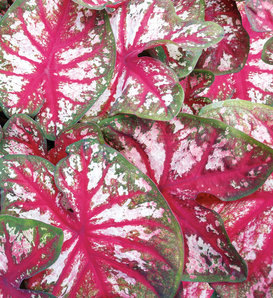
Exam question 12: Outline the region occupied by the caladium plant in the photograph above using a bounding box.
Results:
[0,0,272,296]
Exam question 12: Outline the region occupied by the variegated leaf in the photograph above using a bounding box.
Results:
[182,281,214,297]
[198,98,273,297]
[262,36,273,64]
[72,0,127,10]
[196,0,249,74]
[180,70,214,114]
[100,114,273,281]
[82,0,224,122]
[0,0,115,139]
[245,0,273,32]
[0,114,47,157]
[200,3,273,105]
[101,114,273,201]
[199,99,273,148]
[0,141,183,296]
[0,215,63,297]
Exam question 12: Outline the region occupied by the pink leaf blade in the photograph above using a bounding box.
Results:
[101,114,273,201]
[0,0,115,139]
[0,215,63,296]
[0,114,47,157]
[0,142,183,296]
[196,0,250,74]
[72,0,128,10]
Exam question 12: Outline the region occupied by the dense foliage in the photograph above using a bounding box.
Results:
[0,0,272,297]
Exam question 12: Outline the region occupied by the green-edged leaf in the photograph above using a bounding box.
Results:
[0,114,47,156]
[262,36,273,64]
[0,141,183,296]
[196,0,249,74]
[199,4,273,105]
[82,0,223,121]
[180,70,214,114]
[0,0,115,139]
[199,99,273,148]
[101,114,273,201]
[0,215,63,297]
[72,0,127,10]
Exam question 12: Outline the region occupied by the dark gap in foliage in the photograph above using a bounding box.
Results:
[138,50,152,58]
[47,139,55,151]
[20,280,27,290]
[0,111,8,127]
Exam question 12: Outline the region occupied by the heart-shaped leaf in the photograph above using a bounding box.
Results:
[262,36,273,64]
[199,99,273,148]
[0,215,63,297]
[101,114,273,281]
[101,114,273,201]
[0,114,47,157]
[198,98,273,297]
[0,114,103,165]
[196,0,249,74]
[0,0,115,139]
[200,3,273,105]
[180,70,214,114]
[72,0,127,10]
[82,0,224,122]
[0,140,183,296]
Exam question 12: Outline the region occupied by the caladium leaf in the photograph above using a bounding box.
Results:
[147,0,205,78]
[0,0,115,139]
[197,185,273,297]
[262,36,273,64]
[199,99,273,148]
[196,0,249,74]
[180,69,214,114]
[0,140,183,296]
[0,114,103,165]
[200,3,273,105]
[198,100,273,297]
[72,0,127,10]
[101,114,273,281]
[0,114,47,157]
[101,114,273,201]
[0,215,63,297]
[82,0,224,121]
[245,0,273,32]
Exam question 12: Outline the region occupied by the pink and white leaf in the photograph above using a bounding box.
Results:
[0,141,183,296]
[199,4,273,104]
[0,0,115,139]
[72,0,127,10]
[82,0,223,121]
[196,0,249,74]
[0,114,47,157]
[245,0,273,32]
[0,215,63,297]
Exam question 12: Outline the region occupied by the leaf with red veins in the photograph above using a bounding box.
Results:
[72,0,127,10]
[101,114,273,201]
[196,0,249,74]
[199,99,273,148]
[47,122,104,165]
[197,185,273,297]
[245,0,273,32]
[262,36,273,64]
[164,194,247,282]
[146,0,205,78]
[182,281,214,297]
[0,0,115,140]
[180,69,214,114]
[0,141,183,297]
[82,0,223,121]
[200,4,273,105]
[0,215,63,297]
[0,114,47,157]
